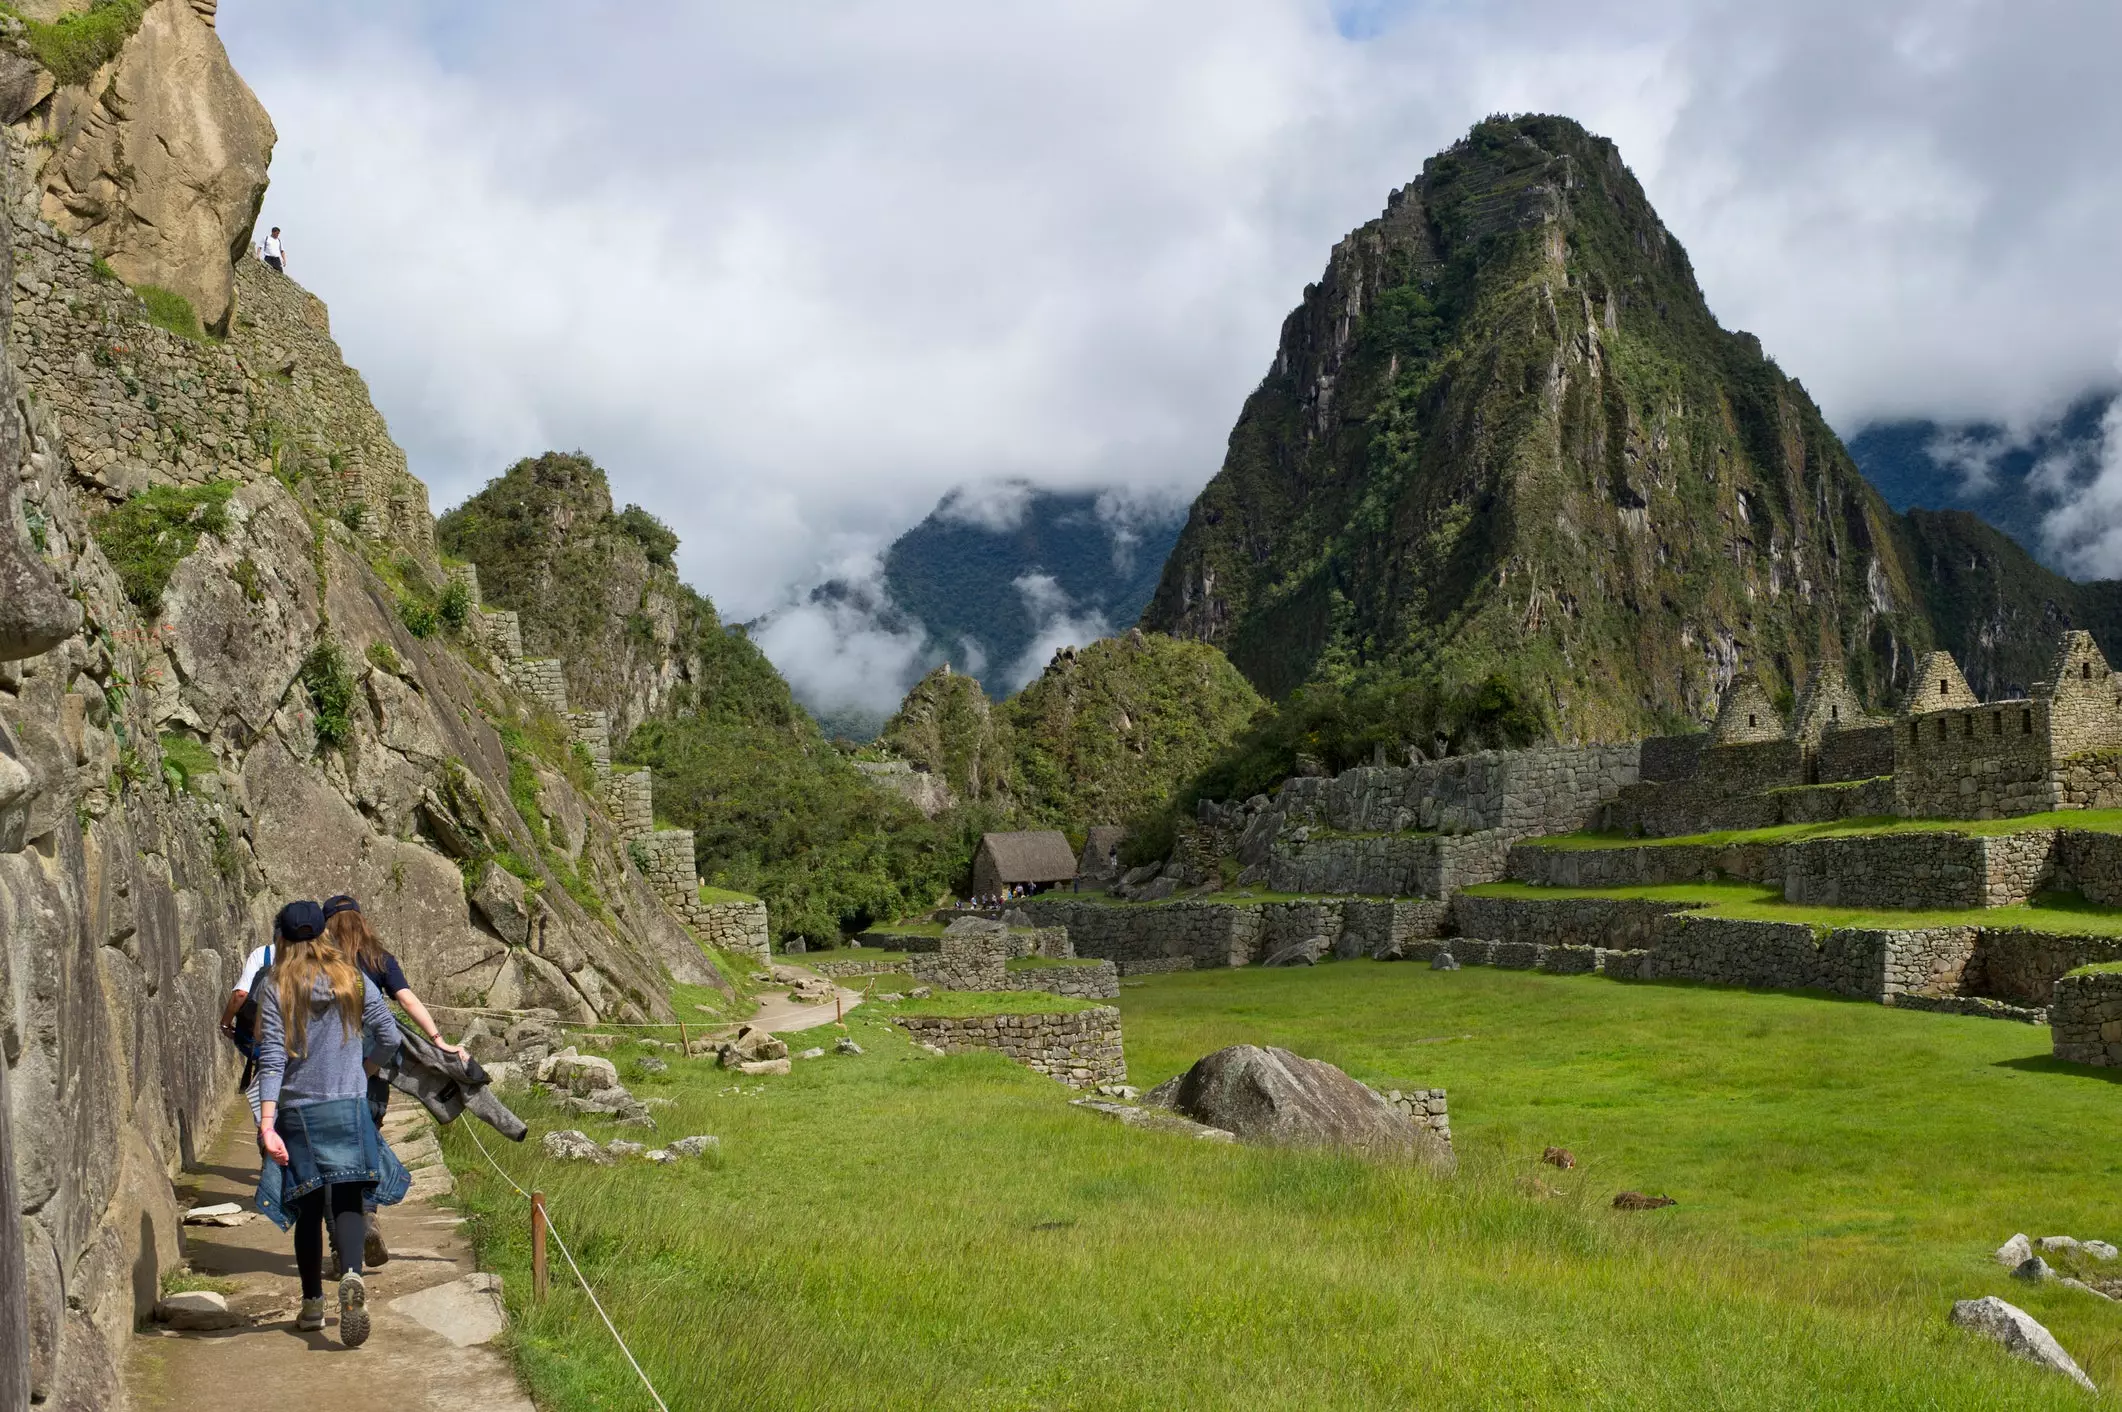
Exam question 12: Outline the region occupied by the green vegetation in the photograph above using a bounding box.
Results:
[2067,960,2122,976]
[134,284,207,343]
[338,501,368,533]
[879,665,1016,804]
[91,480,234,613]
[450,972,2118,1409]
[1463,879,2122,938]
[229,556,263,604]
[697,884,760,905]
[365,640,402,675]
[7,0,147,87]
[297,640,355,749]
[155,731,216,793]
[861,920,945,937]
[398,596,440,638]
[1534,807,2122,852]
[157,1268,238,1299]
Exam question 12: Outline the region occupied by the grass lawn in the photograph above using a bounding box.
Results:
[862,920,947,937]
[1531,806,2122,852]
[445,965,2120,1410]
[884,989,1106,1017]
[698,884,762,905]
[1464,879,2122,937]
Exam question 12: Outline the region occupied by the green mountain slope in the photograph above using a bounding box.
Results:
[1146,115,1951,738]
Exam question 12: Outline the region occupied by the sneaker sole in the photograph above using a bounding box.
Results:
[365,1232,389,1267]
[338,1274,370,1349]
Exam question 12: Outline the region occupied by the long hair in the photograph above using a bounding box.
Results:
[326,907,391,986]
[274,937,363,1058]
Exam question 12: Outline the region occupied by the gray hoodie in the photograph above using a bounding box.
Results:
[256,972,399,1109]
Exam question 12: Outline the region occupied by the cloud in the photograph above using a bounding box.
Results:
[746,552,933,721]
[1002,574,1111,691]
[2040,358,2122,577]
[216,0,2122,641]
[935,480,1036,533]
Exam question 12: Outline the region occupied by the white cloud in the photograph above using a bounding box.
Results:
[2040,357,2122,577]
[935,481,1036,533]
[1003,573,1111,690]
[746,551,932,719]
[215,0,2122,640]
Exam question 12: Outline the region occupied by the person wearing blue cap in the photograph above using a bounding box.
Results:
[253,899,407,1347]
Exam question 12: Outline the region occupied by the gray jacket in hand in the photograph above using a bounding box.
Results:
[377,1023,528,1141]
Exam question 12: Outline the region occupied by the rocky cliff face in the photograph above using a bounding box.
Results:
[0,21,725,1405]
[1144,115,1945,737]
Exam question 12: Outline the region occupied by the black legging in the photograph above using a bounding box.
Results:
[293,1183,366,1299]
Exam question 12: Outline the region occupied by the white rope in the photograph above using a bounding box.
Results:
[457,1120,674,1412]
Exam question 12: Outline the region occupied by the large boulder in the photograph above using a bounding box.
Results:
[1262,936,1330,968]
[38,0,276,333]
[1949,1296,2096,1392]
[1145,1045,1452,1167]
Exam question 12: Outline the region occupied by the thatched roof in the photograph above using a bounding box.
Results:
[978,830,1078,882]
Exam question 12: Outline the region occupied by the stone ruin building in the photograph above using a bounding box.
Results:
[1019,630,2122,1071]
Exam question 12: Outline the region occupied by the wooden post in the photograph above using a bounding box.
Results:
[678,1020,688,1056]
[531,1191,549,1303]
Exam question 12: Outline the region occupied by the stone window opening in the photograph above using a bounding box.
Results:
[1993,711,2003,735]
[1829,705,1838,722]
[1963,714,1975,738]
[2084,662,2093,682]
[1748,713,1757,728]
[1909,721,1920,747]
[1937,717,1948,741]
[1940,679,1949,696]
[2022,709,2033,734]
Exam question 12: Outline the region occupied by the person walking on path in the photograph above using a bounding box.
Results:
[218,910,311,1125]
[262,226,287,273]
[322,894,462,1269]
[253,901,409,1347]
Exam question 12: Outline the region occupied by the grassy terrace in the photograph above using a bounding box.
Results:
[1529,807,2122,851]
[860,920,946,937]
[1463,879,2122,937]
[880,989,1106,1017]
[697,884,763,905]
[447,965,2122,1410]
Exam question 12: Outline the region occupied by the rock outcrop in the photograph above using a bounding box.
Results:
[31,0,274,334]
[1145,1045,1453,1167]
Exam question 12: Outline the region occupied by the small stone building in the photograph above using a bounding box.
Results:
[1078,826,1127,881]
[972,830,1078,897]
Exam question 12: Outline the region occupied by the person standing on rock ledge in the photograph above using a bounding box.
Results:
[254,901,410,1348]
[262,226,287,273]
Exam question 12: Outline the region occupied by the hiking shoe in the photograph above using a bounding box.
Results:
[295,1297,326,1332]
[337,1270,370,1349]
[363,1215,389,1268]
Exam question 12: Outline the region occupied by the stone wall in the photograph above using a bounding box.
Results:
[1638,734,1704,783]
[1693,737,1803,794]
[909,926,1010,991]
[1966,930,2122,1006]
[1895,702,2054,819]
[1451,894,1688,951]
[1768,777,1897,825]
[1266,827,1515,899]
[515,657,569,714]
[603,767,654,839]
[2049,969,2122,1067]
[479,607,523,666]
[632,829,717,932]
[567,710,612,779]
[1269,744,1639,838]
[1618,916,1886,997]
[697,900,769,962]
[895,1006,1126,1088]
[1782,831,2055,910]
[1382,1088,1451,1147]
[1505,839,1784,889]
[2052,750,2122,810]
[999,960,1121,1001]
[1025,898,1263,970]
[1818,725,1897,783]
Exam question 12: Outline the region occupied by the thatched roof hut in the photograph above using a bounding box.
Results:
[972,830,1078,896]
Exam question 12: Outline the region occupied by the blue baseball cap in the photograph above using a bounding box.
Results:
[274,900,326,941]
[321,894,361,920]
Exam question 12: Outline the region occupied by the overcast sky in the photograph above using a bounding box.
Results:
[219,0,2122,636]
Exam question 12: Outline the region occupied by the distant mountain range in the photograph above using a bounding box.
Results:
[1847,392,2116,573]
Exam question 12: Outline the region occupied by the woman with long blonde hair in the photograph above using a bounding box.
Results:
[321,894,462,1268]
[254,900,405,1348]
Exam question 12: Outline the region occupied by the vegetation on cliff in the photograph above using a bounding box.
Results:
[879,665,1017,806]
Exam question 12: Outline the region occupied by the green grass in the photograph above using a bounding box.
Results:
[91,480,234,613]
[698,885,760,905]
[2068,960,2122,977]
[157,1268,238,1299]
[885,990,1105,1017]
[1463,879,2122,937]
[861,919,945,936]
[1533,807,2122,852]
[6,0,146,87]
[446,972,2120,1410]
[156,731,216,793]
[135,283,209,342]
[820,948,914,967]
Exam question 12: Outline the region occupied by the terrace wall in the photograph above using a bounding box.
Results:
[2053,829,2122,905]
[697,900,770,962]
[999,961,1121,1001]
[1024,899,1264,971]
[1817,725,1897,784]
[1267,829,1512,897]
[1450,894,1687,951]
[1966,931,2122,1006]
[2053,751,2122,810]
[896,1007,1126,1088]
[2049,971,2122,1067]
[1781,831,2055,910]
[909,929,1011,991]
[1505,841,1785,889]
[1269,744,1639,838]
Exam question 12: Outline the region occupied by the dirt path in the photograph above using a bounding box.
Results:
[125,1099,534,1412]
[745,968,867,1034]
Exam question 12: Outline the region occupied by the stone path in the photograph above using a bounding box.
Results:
[746,968,867,1034]
[124,1099,534,1411]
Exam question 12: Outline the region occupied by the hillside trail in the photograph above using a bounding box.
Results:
[125,1098,534,1412]
[743,964,867,1034]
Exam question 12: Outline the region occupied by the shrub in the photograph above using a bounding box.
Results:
[298,640,356,749]
[135,284,207,343]
[157,731,217,793]
[16,0,147,88]
[615,504,679,568]
[230,557,263,604]
[438,576,472,629]
[365,641,402,675]
[92,481,235,614]
[338,502,369,533]
[398,597,439,639]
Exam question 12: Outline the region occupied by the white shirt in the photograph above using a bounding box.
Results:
[263,235,283,260]
[233,944,274,994]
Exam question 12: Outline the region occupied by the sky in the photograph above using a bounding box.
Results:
[217,0,2122,707]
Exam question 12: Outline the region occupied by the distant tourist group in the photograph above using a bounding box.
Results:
[963,882,1037,910]
[218,894,503,1348]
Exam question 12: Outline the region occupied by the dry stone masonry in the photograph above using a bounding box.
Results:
[2049,969,2122,1067]
[896,1006,1126,1088]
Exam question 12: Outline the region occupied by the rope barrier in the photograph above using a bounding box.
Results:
[458,1121,674,1412]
